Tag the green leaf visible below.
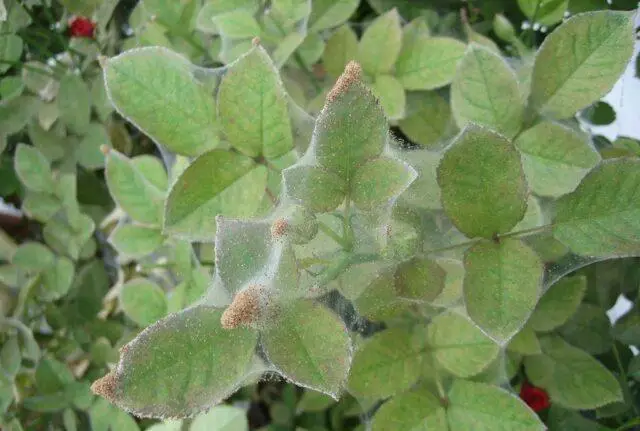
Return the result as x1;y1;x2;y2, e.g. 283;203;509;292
437;125;527;238
164;150;267;241
552;159;640;256
428;310;499;377
0;96;39;136
518;0;568;26
104;47;219;156
27;120;66;162
283;165;346;213
558;303;612;354
612;312;640;346
580;101;616;126
447;380;545;431
218;47;293;159
398;92;452;149
0;35;22;74
262;301;351;397
105;149;164;226
91;306;258;418
132;155;168;191
515;121;600;197
508;325;541;355
38;257;74;301
371;387;447;431
400;17;431;58
213;218;270;297
529;276;587;332
529;11;635;119
347;326;426;400
524;336;622;410
22;191;61;223
547;405;608;431
351;157;415;211
397;149;442;210
191;405;249;431
213;10;260;39
11;242;54;272
357;9;402;75
109;224;164;261
120;278;168;327
322;25;358;78
14;144;52;193
370;75;405;120
395;37;466;90
77;123;112;170
0;336;20;378
313;65;387;182
296;390;335;412
464;23;500;54
464;239;543;343
451;45;524;139
309;0;358;32
57;73;91;135
394;257;446;302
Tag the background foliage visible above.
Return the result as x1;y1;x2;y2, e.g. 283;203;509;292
1;0;640;430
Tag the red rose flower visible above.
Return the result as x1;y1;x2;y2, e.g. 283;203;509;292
519;381;550;412
69;17;95;38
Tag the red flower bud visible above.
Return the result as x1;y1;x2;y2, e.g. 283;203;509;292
69;17;95;38
519;381;551;412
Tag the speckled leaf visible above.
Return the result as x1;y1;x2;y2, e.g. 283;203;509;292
464;239;543;344
529;11;635;119
351;157;415;211
91;306;258;418
437;125;527;238
164;150;267;241
262;301;351;398
214;218;271;295
104;47;219;156
313;66;387;182
218;47;293;159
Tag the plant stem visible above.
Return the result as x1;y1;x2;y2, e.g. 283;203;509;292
424;223;555;257
318;221;350;250
613;343;640;416
12;274;41;319
0;228;17;261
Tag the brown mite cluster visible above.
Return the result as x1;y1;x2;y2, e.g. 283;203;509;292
91;372;117;401
220;285;262;329
326;61;362;103
271;218;288;238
